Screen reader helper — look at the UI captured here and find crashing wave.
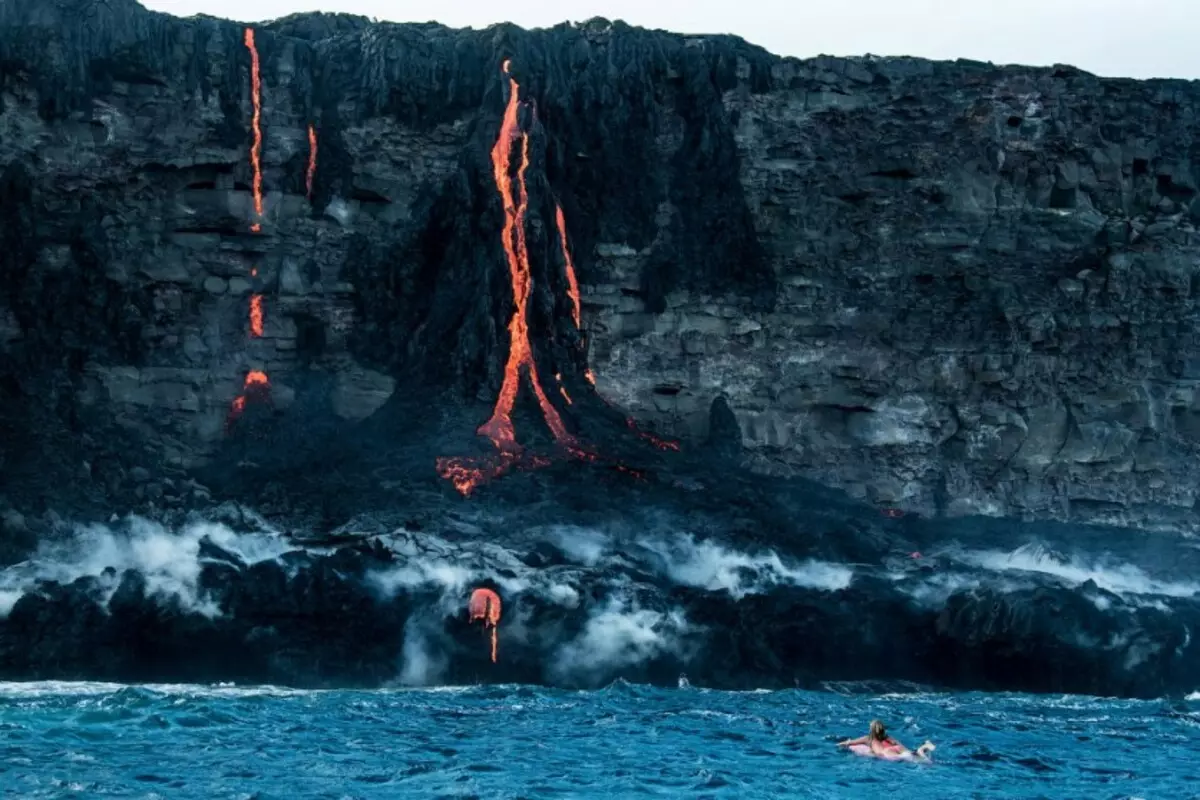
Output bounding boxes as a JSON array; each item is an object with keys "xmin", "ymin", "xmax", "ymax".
[{"xmin": 1, "ymin": 511, "xmax": 1199, "ymax": 698}]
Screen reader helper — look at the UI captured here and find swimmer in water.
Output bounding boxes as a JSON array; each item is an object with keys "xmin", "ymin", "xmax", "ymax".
[{"xmin": 838, "ymin": 720, "xmax": 936, "ymax": 761}]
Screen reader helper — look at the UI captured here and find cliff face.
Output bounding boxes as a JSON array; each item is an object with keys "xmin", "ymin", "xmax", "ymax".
[{"xmin": 3, "ymin": 0, "xmax": 1200, "ymax": 533}]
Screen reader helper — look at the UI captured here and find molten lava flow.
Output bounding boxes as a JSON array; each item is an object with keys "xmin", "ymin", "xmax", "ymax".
[
  {"xmin": 306, "ymin": 123, "xmax": 317, "ymax": 201},
  {"xmin": 244, "ymin": 27, "xmax": 264, "ymax": 232},
  {"xmin": 244, "ymin": 369, "xmax": 269, "ymax": 391},
  {"xmin": 555, "ymin": 204, "xmax": 582, "ymax": 329},
  {"xmin": 226, "ymin": 369, "xmax": 272, "ymax": 428},
  {"xmin": 474, "ymin": 61, "xmax": 577, "ymax": 455},
  {"xmin": 228, "ymin": 33, "xmax": 271, "ymax": 433},
  {"xmin": 435, "ymin": 453, "xmax": 517, "ymax": 497},
  {"xmin": 438, "ymin": 62, "xmax": 657, "ymax": 495},
  {"xmin": 249, "ymin": 294, "xmax": 263, "ymax": 337},
  {"xmin": 468, "ymin": 588, "xmax": 502, "ymax": 663},
  {"xmin": 626, "ymin": 418, "xmax": 681, "ymax": 451}
]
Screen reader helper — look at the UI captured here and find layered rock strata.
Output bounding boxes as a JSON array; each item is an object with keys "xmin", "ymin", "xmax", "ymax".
[{"xmin": 2, "ymin": 0, "xmax": 1200, "ymax": 533}]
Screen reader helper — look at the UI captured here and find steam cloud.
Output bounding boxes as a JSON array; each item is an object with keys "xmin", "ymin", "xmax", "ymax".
[
  {"xmin": 397, "ymin": 625, "xmax": 449, "ymax": 687},
  {"xmin": 551, "ymin": 599, "xmax": 692, "ymax": 686},
  {"xmin": 951, "ymin": 544, "xmax": 1200, "ymax": 598},
  {"xmin": 638, "ymin": 534, "xmax": 853, "ymax": 598}
]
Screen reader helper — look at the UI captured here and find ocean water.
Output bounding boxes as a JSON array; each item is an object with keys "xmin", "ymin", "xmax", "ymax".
[{"xmin": 1, "ymin": 682, "xmax": 1196, "ymax": 799}]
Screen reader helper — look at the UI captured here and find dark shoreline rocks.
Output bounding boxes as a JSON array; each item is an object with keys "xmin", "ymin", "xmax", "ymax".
[
  {"xmin": 3, "ymin": 1, "xmax": 1200, "ymax": 697},
  {"xmin": 1, "ymin": 505, "xmax": 1197, "ymax": 698}
]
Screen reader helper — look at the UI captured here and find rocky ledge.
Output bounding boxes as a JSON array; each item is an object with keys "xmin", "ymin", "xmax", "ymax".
[{"xmin": 2, "ymin": 477, "xmax": 1199, "ymax": 697}]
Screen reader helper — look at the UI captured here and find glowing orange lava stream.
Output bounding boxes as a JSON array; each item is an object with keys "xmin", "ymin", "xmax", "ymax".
[
  {"xmin": 468, "ymin": 588, "xmax": 502, "ymax": 663},
  {"xmin": 249, "ymin": 294, "xmax": 264, "ymax": 337},
  {"xmin": 228, "ymin": 27, "xmax": 271, "ymax": 429},
  {"xmin": 227, "ymin": 370, "xmax": 270, "ymax": 427},
  {"xmin": 437, "ymin": 61, "xmax": 675, "ymax": 494},
  {"xmin": 244, "ymin": 28, "xmax": 264, "ymax": 232},
  {"xmin": 436, "ymin": 61, "xmax": 585, "ymax": 495},
  {"xmin": 306, "ymin": 123, "xmax": 317, "ymax": 201},
  {"xmin": 555, "ymin": 204, "xmax": 582, "ymax": 328},
  {"xmin": 476, "ymin": 61, "xmax": 576, "ymax": 454}
]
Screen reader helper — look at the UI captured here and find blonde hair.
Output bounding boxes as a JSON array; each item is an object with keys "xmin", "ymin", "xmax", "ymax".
[{"xmin": 869, "ymin": 720, "xmax": 887, "ymax": 741}]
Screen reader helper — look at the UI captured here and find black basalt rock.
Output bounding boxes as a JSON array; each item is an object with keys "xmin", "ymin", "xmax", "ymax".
[{"xmin": 706, "ymin": 395, "xmax": 743, "ymax": 460}]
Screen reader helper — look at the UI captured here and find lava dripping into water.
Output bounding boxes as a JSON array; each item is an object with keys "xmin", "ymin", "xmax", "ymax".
[
  {"xmin": 468, "ymin": 588, "xmax": 502, "ymax": 663},
  {"xmin": 306, "ymin": 123, "xmax": 317, "ymax": 201}
]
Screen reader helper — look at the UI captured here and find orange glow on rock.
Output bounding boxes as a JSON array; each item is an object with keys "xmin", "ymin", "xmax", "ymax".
[
  {"xmin": 243, "ymin": 28, "xmax": 264, "ymax": 227},
  {"xmin": 475, "ymin": 61, "xmax": 576, "ymax": 455},
  {"xmin": 555, "ymin": 204, "xmax": 582, "ymax": 329},
  {"xmin": 469, "ymin": 588, "xmax": 502, "ymax": 663},
  {"xmin": 249, "ymin": 294, "xmax": 264, "ymax": 337},
  {"xmin": 435, "ymin": 452, "xmax": 518, "ymax": 497},
  {"xmin": 626, "ymin": 418, "xmax": 681, "ymax": 451},
  {"xmin": 226, "ymin": 28, "xmax": 272, "ymax": 438},
  {"xmin": 226, "ymin": 369, "xmax": 272, "ymax": 428},
  {"xmin": 306, "ymin": 123, "xmax": 317, "ymax": 201},
  {"xmin": 437, "ymin": 62, "xmax": 664, "ymax": 494},
  {"xmin": 438, "ymin": 61, "xmax": 583, "ymax": 496}
]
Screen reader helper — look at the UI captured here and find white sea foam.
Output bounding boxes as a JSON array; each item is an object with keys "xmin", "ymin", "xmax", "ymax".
[
  {"xmin": 0, "ymin": 516, "xmax": 292, "ymax": 619},
  {"xmin": 0, "ymin": 680, "xmax": 314, "ymax": 699},
  {"xmin": 950, "ymin": 545, "xmax": 1200, "ymax": 598}
]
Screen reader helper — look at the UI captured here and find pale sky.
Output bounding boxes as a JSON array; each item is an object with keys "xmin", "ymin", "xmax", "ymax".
[{"xmin": 140, "ymin": 0, "xmax": 1199, "ymax": 80}]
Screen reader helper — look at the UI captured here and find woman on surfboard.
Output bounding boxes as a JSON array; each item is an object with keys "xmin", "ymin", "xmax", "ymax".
[{"xmin": 837, "ymin": 720, "xmax": 935, "ymax": 761}]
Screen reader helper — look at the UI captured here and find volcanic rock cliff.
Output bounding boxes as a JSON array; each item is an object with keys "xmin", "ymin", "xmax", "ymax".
[{"xmin": 4, "ymin": 0, "xmax": 1200, "ymax": 537}]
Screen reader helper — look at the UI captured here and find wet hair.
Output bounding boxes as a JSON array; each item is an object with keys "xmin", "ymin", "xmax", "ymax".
[{"xmin": 869, "ymin": 720, "xmax": 887, "ymax": 741}]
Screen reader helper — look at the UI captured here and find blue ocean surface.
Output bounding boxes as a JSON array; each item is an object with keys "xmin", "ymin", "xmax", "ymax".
[{"xmin": 1, "ymin": 681, "xmax": 1196, "ymax": 798}]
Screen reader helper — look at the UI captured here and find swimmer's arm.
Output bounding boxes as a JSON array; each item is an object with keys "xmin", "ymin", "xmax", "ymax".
[{"xmin": 837, "ymin": 736, "xmax": 869, "ymax": 747}]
